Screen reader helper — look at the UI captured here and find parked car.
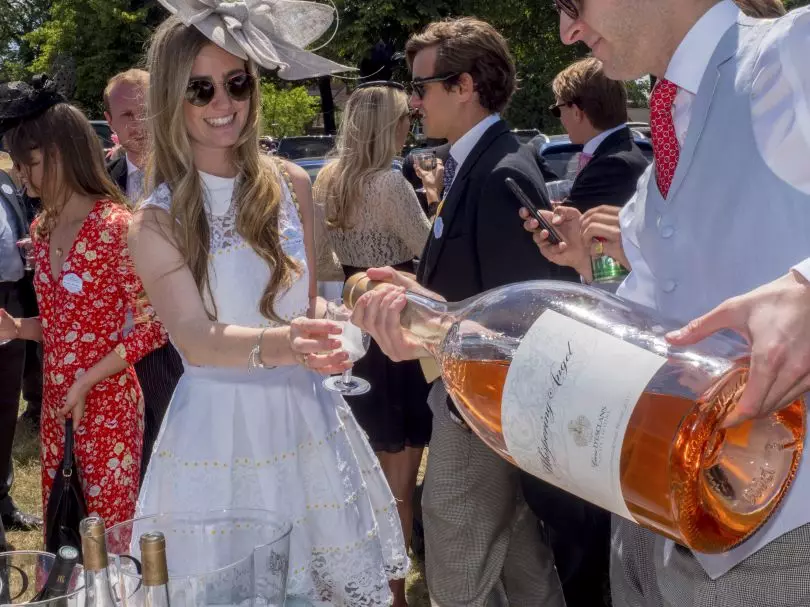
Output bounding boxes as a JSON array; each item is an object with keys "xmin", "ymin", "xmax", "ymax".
[
  {"xmin": 276, "ymin": 136, "xmax": 336, "ymax": 160},
  {"xmin": 291, "ymin": 156, "xmax": 404, "ymax": 184},
  {"xmin": 627, "ymin": 122, "xmax": 652, "ymax": 139},
  {"xmin": 511, "ymin": 128, "xmax": 543, "ymax": 144},
  {"xmin": 534, "ymin": 134, "xmax": 653, "ymax": 181},
  {"xmin": 90, "ymin": 120, "xmax": 115, "ymax": 149}
]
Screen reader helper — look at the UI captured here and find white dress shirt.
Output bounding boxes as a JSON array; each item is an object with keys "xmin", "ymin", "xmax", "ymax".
[
  {"xmin": 445, "ymin": 113, "xmax": 501, "ymax": 195},
  {"xmin": 618, "ymin": 1, "xmax": 810, "ymax": 307},
  {"xmin": 126, "ymin": 155, "xmax": 145, "ymax": 204}
]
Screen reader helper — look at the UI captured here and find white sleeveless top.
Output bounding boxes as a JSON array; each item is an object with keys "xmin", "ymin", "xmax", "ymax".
[{"xmin": 142, "ymin": 168, "xmax": 309, "ymax": 330}]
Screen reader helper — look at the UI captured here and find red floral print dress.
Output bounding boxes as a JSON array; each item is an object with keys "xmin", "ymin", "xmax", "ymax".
[{"xmin": 32, "ymin": 199, "xmax": 167, "ymax": 528}]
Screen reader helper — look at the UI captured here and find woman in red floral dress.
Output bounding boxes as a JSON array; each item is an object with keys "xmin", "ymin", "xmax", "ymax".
[{"xmin": 0, "ymin": 88, "xmax": 166, "ymax": 528}]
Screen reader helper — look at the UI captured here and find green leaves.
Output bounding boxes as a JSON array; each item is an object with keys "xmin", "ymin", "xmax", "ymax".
[
  {"xmin": 6, "ymin": 0, "xmax": 158, "ymax": 116},
  {"xmin": 260, "ymin": 81, "xmax": 321, "ymax": 138}
]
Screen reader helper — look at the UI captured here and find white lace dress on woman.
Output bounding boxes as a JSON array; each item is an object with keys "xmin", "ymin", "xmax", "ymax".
[{"xmin": 136, "ymin": 170, "xmax": 408, "ymax": 605}]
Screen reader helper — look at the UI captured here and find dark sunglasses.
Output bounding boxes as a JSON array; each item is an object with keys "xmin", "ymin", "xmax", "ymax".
[
  {"xmin": 408, "ymin": 73, "xmax": 460, "ymax": 99},
  {"xmin": 549, "ymin": 99, "xmax": 580, "ymax": 118},
  {"xmin": 552, "ymin": 0, "xmax": 580, "ymax": 20},
  {"xmin": 185, "ymin": 73, "xmax": 254, "ymax": 107}
]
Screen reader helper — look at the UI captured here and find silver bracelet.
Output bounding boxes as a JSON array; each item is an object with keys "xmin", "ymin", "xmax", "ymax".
[{"xmin": 248, "ymin": 327, "xmax": 272, "ymax": 372}]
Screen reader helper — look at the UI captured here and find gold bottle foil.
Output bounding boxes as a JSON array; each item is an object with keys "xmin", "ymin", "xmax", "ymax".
[
  {"xmin": 140, "ymin": 531, "xmax": 169, "ymax": 586},
  {"xmin": 80, "ymin": 516, "xmax": 109, "ymax": 572}
]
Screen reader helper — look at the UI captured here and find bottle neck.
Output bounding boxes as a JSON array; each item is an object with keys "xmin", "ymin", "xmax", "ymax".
[
  {"xmin": 144, "ymin": 585, "xmax": 172, "ymax": 607},
  {"xmin": 401, "ymin": 291, "xmax": 458, "ymax": 358},
  {"xmin": 84, "ymin": 569, "xmax": 117, "ymax": 606}
]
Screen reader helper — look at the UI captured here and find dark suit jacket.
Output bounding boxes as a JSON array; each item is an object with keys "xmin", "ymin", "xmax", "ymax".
[
  {"xmin": 107, "ymin": 155, "xmax": 129, "ymax": 195},
  {"xmin": 566, "ymin": 126, "xmax": 648, "ymax": 213},
  {"xmin": 416, "ymin": 120, "xmax": 576, "ymax": 303}
]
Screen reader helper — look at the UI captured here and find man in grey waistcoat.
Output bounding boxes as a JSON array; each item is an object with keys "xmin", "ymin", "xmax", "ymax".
[{"xmin": 526, "ymin": 0, "xmax": 810, "ymax": 604}]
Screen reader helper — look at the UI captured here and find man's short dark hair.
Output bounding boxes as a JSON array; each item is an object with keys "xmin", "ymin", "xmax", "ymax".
[
  {"xmin": 405, "ymin": 18, "xmax": 516, "ymax": 113},
  {"xmin": 552, "ymin": 58, "xmax": 628, "ymax": 131}
]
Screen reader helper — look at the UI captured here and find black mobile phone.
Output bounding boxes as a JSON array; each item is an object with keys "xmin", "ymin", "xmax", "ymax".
[{"xmin": 505, "ymin": 177, "xmax": 563, "ymax": 245}]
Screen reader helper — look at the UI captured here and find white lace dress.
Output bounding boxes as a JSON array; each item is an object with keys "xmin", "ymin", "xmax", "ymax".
[{"xmin": 136, "ymin": 169, "xmax": 408, "ymax": 605}]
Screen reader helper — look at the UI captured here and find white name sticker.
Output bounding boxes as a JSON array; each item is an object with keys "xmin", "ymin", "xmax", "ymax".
[
  {"xmin": 62, "ymin": 273, "xmax": 84, "ymax": 294},
  {"xmin": 501, "ymin": 309, "xmax": 666, "ymax": 520}
]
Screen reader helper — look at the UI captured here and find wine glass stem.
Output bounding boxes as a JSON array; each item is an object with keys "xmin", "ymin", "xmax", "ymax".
[{"xmin": 341, "ymin": 370, "xmax": 355, "ymax": 388}]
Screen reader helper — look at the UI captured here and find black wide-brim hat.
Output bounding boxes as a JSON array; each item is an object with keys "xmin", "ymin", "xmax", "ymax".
[{"xmin": 0, "ymin": 74, "xmax": 66, "ymax": 137}]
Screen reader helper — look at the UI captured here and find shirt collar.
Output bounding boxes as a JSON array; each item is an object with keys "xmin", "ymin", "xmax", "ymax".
[
  {"xmin": 583, "ymin": 123, "xmax": 627, "ymax": 156},
  {"xmin": 665, "ymin": 0, "xmax": 740, "ymax": 94},
  {"xmin": 125, "ymin": 155, "xmax": 142, "ymax": 176},
  {"xmin": 449, "ymin": 114, "xmax": 501, "ymax": 171}
]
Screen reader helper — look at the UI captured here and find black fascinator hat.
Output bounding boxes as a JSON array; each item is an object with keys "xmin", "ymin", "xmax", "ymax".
[{"xmin": 0, "ymin": 74, "xmax": 66, "ymax": 136}]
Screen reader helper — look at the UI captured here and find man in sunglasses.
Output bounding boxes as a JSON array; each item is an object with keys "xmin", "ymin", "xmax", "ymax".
[
  {"xmin": 532, "ymin": 1, "xmax": 810, "ymax": 605},
  {"xmin": 104, "ymin": 69, "xmax": 184, "ymax": 484},
  {"xmin": 549, "ymin": 57, "xmax": 647, "ymax": 213},
  {"xmin": 370, "ymin": 17, "xmax": 583, "ymax": 607}
]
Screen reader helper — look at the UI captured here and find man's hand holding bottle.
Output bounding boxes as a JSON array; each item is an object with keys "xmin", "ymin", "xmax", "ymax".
[{"xmin": 350, "ymin": 266, "xmax": 440, "ymax": 362}]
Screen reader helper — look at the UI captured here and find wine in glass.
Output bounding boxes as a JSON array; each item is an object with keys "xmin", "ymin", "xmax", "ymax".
[
  {"xmin": 322, "ymin": 300, "xmax": 372, "ymax": 396},
  {"xmin": 412, "ymin": 151, "xmax": 437, "ymax": 194}
]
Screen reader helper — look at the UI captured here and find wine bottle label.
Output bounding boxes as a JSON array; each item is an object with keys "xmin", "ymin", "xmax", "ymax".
[{"xmin": 501, "ymin": 309, "xmax": 666, "ymax": 520}]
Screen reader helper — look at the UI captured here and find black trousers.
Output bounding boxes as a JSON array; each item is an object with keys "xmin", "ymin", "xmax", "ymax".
[
  {"xmin": 18, "ymin": 272, "xmax": 42, "ymax": 417},
  {"xmin": 134, "ymin": 342, "xmax": 183, "ymax": 483},
  {"xmin": 0, "ymin": 281, "xmax": 25, "ymax": 515}
]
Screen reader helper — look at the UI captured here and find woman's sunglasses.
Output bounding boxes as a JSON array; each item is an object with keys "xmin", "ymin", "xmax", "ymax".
[
  {"xmin": 553, "ymin": 0, "xmax": 580, "ymax": 20},
  {"xmin": 185, "ymin": 73, "xmax": 254, "ymax": 107}
]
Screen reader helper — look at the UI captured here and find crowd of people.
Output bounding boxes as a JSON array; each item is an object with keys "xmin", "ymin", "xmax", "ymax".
[{"xmin": 1, "ymin": 0, "xmax": 810, "ymax": 605}]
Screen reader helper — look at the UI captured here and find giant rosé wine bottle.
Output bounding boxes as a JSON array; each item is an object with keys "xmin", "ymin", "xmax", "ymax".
[{"xmin": 344, "ymin": 274, "xmax": 805, "ymax": 553}]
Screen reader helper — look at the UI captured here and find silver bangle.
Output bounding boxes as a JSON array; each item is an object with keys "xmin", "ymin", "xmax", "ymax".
[{"xmin": 248, "ymin": 327, "xmax": 272, "ymax": 372}]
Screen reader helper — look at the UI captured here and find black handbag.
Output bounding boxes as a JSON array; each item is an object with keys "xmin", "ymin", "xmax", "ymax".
[{"xmin": 45, "ymin": 421, "xmax": 88, "ymax": 555}]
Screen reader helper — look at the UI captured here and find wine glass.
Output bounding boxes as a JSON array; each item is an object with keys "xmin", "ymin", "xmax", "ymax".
[
  {"xmin": 412, "ymin": 151, "xmax": 437, "ymax": 194},
  {"xmin": 16, "ymin": 238, "xmax": 33, "ymax": 272},
  {"xmin": 546, "ymin": 179, "xmax": 574, "ymax": 205},
  {"xmin": 322, "ymin": 300, "xmax": 371, "ymax": 396}
]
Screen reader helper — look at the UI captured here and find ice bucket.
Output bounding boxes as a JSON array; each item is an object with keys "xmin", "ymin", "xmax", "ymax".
[
  {"xmin": 102, "ymin": 509, "xmax": 291, "ymax": 607},
  {"xmin": 0, "ymin": 551, "xmax": 84, "ymax": 606}
]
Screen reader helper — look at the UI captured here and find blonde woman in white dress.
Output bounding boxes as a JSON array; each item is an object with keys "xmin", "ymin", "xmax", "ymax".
[{"xmin": 128, "ymin": 3, "xmax": 408, "ymax": 605}]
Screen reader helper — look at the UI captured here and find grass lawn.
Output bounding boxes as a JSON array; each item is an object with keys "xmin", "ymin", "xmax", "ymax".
[{"xmin": 7, "ymin": 406, "xmax": 430, "ymax": 605}]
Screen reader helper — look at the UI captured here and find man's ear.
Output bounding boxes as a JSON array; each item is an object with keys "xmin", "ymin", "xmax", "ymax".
[{"xmin": 456, "ymin": 73, "xmax": 476, "ymax": 103}]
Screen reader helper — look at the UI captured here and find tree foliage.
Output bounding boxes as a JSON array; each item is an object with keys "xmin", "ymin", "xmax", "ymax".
[
  {"xmin": 327, "ymin": 0, "xmax": 585, "ymax": 130},
  {"xmin": 9, "ymin": 0, "xmax": 160, "ymax": 116},
  {"xmin": 2, "ymin": 0, "xmax": 809, "ymax": 125},
  {"xmin": 260, "ymin": 81, "xmax": 321, "ymax": 138},
  {"xmin": 0, "ymin": 0, "xmax": 51, "ymax": 81}
]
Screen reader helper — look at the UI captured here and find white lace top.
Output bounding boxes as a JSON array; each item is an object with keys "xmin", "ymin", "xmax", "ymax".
[
  {"xmin": 141, "ymin": 169, "xmax": 309, "ymax": 329},
  {"xmin": 313, "ymin": 168, "xmax": 430, "ymax": 268}
]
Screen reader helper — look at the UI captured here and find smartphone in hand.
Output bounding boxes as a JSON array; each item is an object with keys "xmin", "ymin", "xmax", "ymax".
[{"xmin": 505, "ymin": 177, "xmax": 563, "ymax": 245}]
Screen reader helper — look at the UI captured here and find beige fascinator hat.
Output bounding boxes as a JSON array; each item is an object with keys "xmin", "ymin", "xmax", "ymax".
[{"xmin": 157, "ymin": 0, "xmax": 354, "ymax": 80}]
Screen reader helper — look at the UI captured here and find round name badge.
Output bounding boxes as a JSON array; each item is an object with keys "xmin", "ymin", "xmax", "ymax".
[
  {"xmin": 62, "ymin": 273, "xmax": 83, "ymax": 294},
  {"xmin": 1, "ymin": 184, "xmax": 14, "ymax": 196},
  {"xmin": 433, "ymin": 216, "xmax": 444, "ymax": 239}
]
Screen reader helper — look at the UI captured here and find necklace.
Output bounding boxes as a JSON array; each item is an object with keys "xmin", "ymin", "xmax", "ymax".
[{"xmin": 55, "ymin": 247, "xmax": 64, "ymax": 257}]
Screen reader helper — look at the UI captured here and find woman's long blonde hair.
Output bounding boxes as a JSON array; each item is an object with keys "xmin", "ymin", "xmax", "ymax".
[
  {"xmin": 145, "ymin": 18, "xmax": 297, "ymax": 323},
  {"xmin": 5, "ymin": 103, "xmax": 128, "ymax": 238},
  {"xmin": 321, "ymin": 85, "xmax": 409, "ymax": 229}
]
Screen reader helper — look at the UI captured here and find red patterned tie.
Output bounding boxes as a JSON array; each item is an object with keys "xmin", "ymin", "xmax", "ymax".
[{"xmin": 649, "ymin": 79, "xmax": 680, "ymax": 198}]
